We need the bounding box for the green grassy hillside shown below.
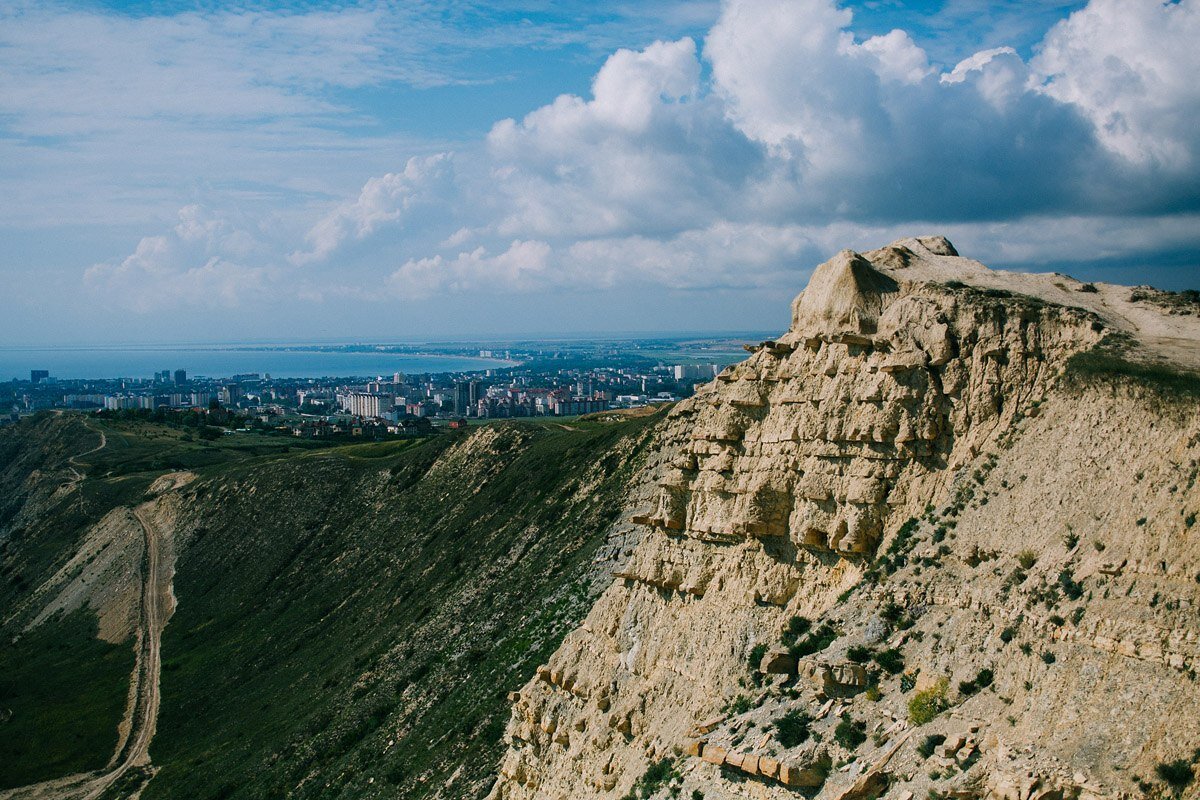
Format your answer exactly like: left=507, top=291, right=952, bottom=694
left=0, top=413, right=661, bottom=798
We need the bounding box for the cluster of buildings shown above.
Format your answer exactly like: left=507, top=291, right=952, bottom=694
left=3, top=355, right=728, bottom=433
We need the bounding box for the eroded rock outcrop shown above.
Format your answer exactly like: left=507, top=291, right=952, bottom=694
left=489, top=238, right=1200, bottom=800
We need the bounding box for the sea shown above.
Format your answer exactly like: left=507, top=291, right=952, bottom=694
left=0, top=345, right=511, bottom=382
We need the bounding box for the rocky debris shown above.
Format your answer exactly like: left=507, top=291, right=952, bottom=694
left=798, top=659, right=871, bottom=697
left=690, top=739, right=831, bottom=787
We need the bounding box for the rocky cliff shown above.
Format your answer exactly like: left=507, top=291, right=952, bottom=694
left=489, top=238, right=1200, bottom=800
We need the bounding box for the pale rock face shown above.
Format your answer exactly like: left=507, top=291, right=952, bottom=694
left=488, top=239, right=1200, bottom=800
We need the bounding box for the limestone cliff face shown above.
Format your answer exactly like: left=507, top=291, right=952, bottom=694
left=489, top=238, right=1200, bottom=800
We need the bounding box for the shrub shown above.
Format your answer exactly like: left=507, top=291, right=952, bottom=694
left=774, top=709, right=812, bottom=747
left=917, top=733, right=947, bottom=758
left=780, top=616, right=812, bottom=647
left=1156, top=760, right=1194, bottom=793
left=847, top=645, right=873, bottom=663
left=880, top=601, right=904, bottom=624
left=873, top=648, right=905, bottom=675
left=1017, top=550, right=1038, bottom=569
left=1041, top=651, right=1056, bottom=665
left=975, top=668, right=994, bottom=688
left=900, top=673, right=916, bottom=693
left=748, top=643, right=768, bottom=671
left=834, top=714, right=867, bottom=749
left=627, top=758, right=678, bottom=799
left=729, top=695, right=752, bottom=714
left=1058, top=569, right=1084, bottom=600
left=908, top=678, right=949, bottom=726
left=790, top=624, right=838, bottom=658
left=999, top=626, right=1017, bottom=643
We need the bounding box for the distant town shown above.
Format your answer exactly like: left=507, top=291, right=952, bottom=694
left=2, top=337, right=763, bottom=438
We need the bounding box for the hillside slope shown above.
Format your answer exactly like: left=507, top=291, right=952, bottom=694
left=488, top=237, right=1200, bottom=800
left=0, top=415, right=665, bottom=799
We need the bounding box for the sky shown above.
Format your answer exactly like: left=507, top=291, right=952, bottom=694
left=0, top=0, right=1197, bottom=345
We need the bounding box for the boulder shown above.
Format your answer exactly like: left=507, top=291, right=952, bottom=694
left=760, top=647, right=798, bottom=675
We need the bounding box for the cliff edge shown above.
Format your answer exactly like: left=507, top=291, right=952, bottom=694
left=489, top=237, right=1200, bottom=800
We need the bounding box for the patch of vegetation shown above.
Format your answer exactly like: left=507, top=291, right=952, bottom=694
left=1155, top=760, right=1194, bottom=794
left=1066, top=341, right=1200, bottom=397
left=1017, top=550, right=1038, bottom=569
left=774, top=709, right=813, bottom=748
left=834, top=714, right=867, bottom=749
left=847, top=645, right=873, bottom=663
left=908, top=678, right=950, bottom=726
left=623, top=758, right=679, bottom=799
left=1058, top=569, right=1085, bottom=600
left=789, top=624, right=838, bottom=658
left=748, top=643, right=768, bottom=672
left=957, top=668, right=994, bottom=697
left=50, top=414, right=663, bottom=800
left=0, top=608, right=134, bottom=789
left=873, top=648, right=905, bottom=675
left=780, top=616, right=813, bottom=648
left=917, top=734, right=947, bottom=759
left=875, top=517, right=921, bottom=577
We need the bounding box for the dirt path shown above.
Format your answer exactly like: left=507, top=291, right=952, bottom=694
left=60, top=414, right=107, bottom=491
left=1, top=506, right=173, bottom=800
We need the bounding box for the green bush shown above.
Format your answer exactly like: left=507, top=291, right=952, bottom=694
left=626, top=758, right=678, bottom=799
left=873, top=648, right=905, bottom=675
left=1017, top=550, right=1038, bottom=569
left=847, top=645, right=873, bottom=663
left=789, top=624, right=837, bottom=658
left=748, top=643, right=768, bottom=671
left=774, top=709, right=812, bottom=748
left=834, top=714, right=867, bottom=749
left=728, top=695, right=753, bottom=715
left=908, top=678, right=949, bottom=726
left=780, top=616, right=812, bottom=647
left=1058, top=569, right=1084, bottom=600
left=917, top=734, right=946, bottom=758
left=1156, top=760, right=1194, bottom=793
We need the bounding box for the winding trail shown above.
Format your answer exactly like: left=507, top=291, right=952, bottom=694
left=2, top=475, right=174, bottom=799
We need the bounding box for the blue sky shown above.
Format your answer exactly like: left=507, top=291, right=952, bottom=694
left=0, top=0, right=1196, bottom=344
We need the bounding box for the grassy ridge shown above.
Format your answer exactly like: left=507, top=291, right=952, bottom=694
left=1065, top=341, right=1200, bottom=396
left=144, top=416, right=659, bottom=799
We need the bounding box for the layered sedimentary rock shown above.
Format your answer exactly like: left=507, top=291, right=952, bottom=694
left=489, top=237, right=1200, bottom=800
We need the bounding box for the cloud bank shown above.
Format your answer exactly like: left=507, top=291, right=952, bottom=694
left=80, top=0, right=1200, bottom=314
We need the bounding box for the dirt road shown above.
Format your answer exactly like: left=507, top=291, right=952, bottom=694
left=1, top=505, right=173, bottom=800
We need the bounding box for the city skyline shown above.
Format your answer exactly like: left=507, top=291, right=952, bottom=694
left=2, top=0, right=1197, bottom=345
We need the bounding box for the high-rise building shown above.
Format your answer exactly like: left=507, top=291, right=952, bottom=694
left=339, top=392, right=394, bottom=419
left=30, top=370, right=49, bottom=384
left=174, top=369, right=187, bottom=385
left=672, top=364, right=719, bottom=381
left=453, top=380, right=481, bottom=416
